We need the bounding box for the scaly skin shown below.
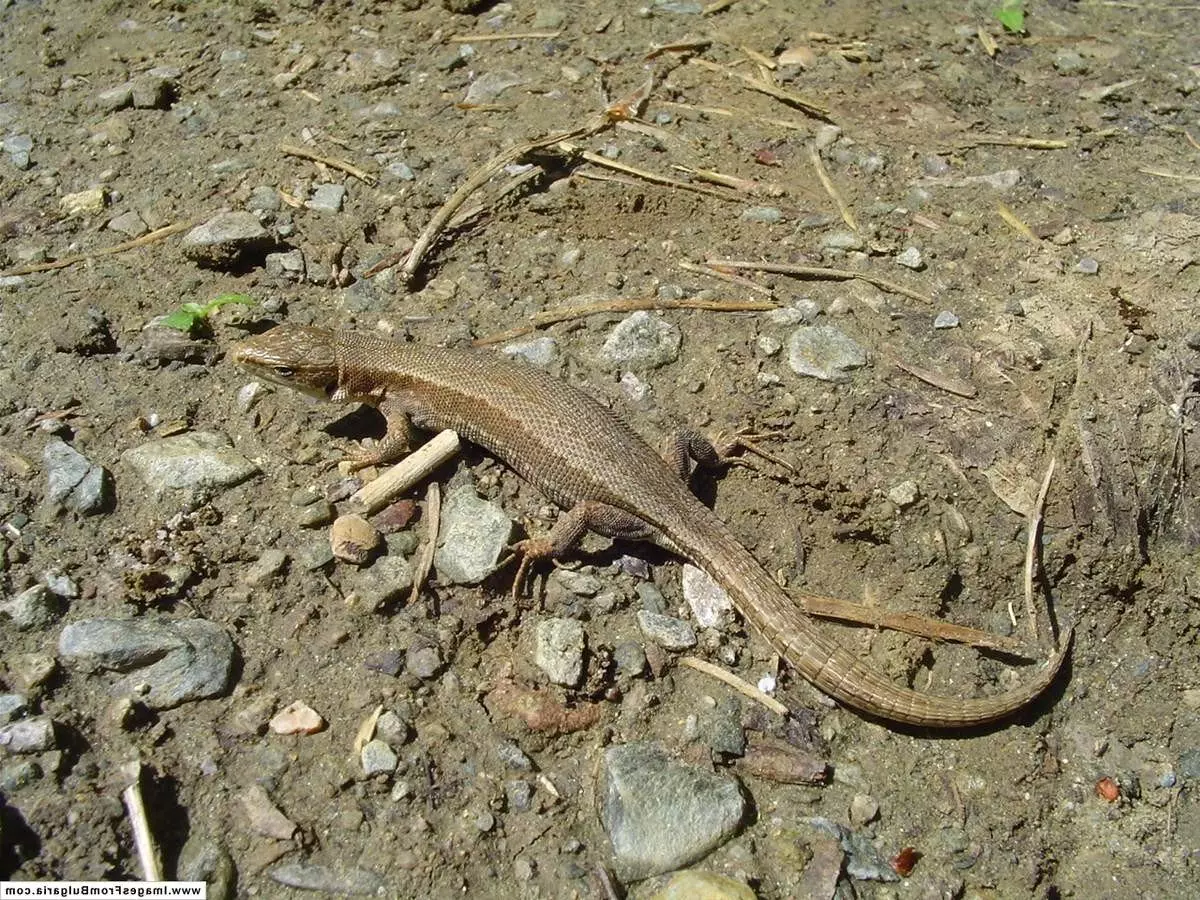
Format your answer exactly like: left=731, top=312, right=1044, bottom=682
left=233, top=324, right=1072, bottom=728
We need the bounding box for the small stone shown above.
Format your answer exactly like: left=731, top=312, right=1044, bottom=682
left=849, top=793, right=880, bottom=826
left=361, top=739, right=399, bottom=776
left=240, top=784, right=297, bottom=840
left=347, top=555, right=414, bottom=610
left=933, top=310, right=960, bottom=329
left=330, top=515, right=381, bottom=565
left=741, top=206, right=783, bottom=224
left=97, top=84, right=133, bottom=111
left=243, top=550, right=288, bottom=585
left=107, top=210, right=148, bottom=238
left=464, top=70, right=526, bottom=104
left=363, top=650, right=403, bottom=677
left=887, top=480, right=919, bottom=508
left=269, top=863, right=383, bottom=896
left=307, top=183, right=346, bottom=213
left=614, top=641, right=647, bottom=676
left=1005, top=297, right=1026, bottom=317
left=434, top=485, right=513, bottom=584
left=496, top=740, right=533, bottom=770
left=814, top=125, right=842, bottom=149
left=0, top=716, right=57, bottom=754
left=505, top=779, right=534, bottom=811
left=646, top=871, right=756, bottom=900
left=0, top=760, right=43, bottom=792
left=406, top=644, right=442, bottom=680
left=247, top=185, right=281, bottom=211
left=535, top=618, right=586, bottom=687
left=821, top=230, right=864, bottom=251
left=265, top=249, right=305, bottom=280
left=269, top=701, right=325, bottom=735
left=375, top=711, right=411, bottom=748
left=786, top=325, right=867, bottom=382
left=895, top=246, right=924, bottom=270
left=1, top=585, right=63, bottom=631
left=552, top=569, right=604, bottom=597
left=0, top=694, right=29, bottom=725
left=1053, top=50, right=1088, bottom=75
left=501, top=337, right=559, bottom=367
left=1077, top=257, right=1100, bottom=275
left=0, top=275, right=27, bottom=290
left=181, top=211, right=274, bottom=269
left=600, top=311, right=682, bottom=370
left=122, top=432, right=257, bottom=496
left=682, top=565, right=732, bottom=628
left=385, top=161, right=415, bottom=181
left=60, top=188, right=108, bottom=217
left=637, top=611, right=696, bottom=650
left=44, top=439, right=112, bottom=515
left=130, top=70, right=176, bottom=109
left=296, top=500, right=335, bottom=528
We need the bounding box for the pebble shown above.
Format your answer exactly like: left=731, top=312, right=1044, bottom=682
left=406, top=643, right=442, bottom=680
left=757, top=335, right=783, bottom=357
left=786, top=325, right=867, bottom=382
left=269, top=701, right=325, bottom=735
left=849, top=793, right=880, bottom=826
left=268, top=863, right=383, bottom=896
left=1053, top=50, right=1088, bottom=75
left=385, top=161, right=415, bottom=181
left=741, top=206, right=783, bottom=224
left=0, top=760, right=42, bottom=792
left=60, top=188, right=108, bottom=217
left=614, top=640, right=647, bottom=676
left=600, top=311, right=682, bottom=370
left=821, top=230, right=864, bottom=251
left=767, top=298, right=821, bottom=326
left=682, top=564, right=732, bottom=628
left=535, top=617, right=586, bottom=687
left=361, top=739, right=398, bottom=775
left=802, top=817, right=898, bottom=882
left=295, top=499, right=335, bottom=528
left=121, top=432, right=257, bottom=496
left=1, top=585, right=62, bottom=631
left=265, top=249, right=305, bottom=280
left=887, top=480, right=919, bottom=508
left=895, top=246, right=924, bottom=270
left=501, top=336, right=559, bottom=367
left=130, top=69, right=178, bottom=109
left=933, top=310, right=960, bottom=329
left=637, top=611, right=696, bottom=650
left=177, top=837, right=236, bottom=900
left=107, top=210, right=148, bottom=238
left=180, top=211, right=274, bottom=269
left=330, top=514, right=381, bottom=565
left=296, top=540, right=334, bottom=571
left=4, top=133, right=34, bottom=169
left=1077, top=256, right=1100, bottom=275
left=242, top=549, right=288, bottom=585
left=0, top=275, right=27, bottom=291
left=600, top=742, right=746, bottom=880
left=246, top=185, right=282, bottom=211
left=240, top=784, right=297, bottom=840
left=57, top=617, right=236, bottom=709
left=0, top=716, right=57, bottom=754
left=646, top=870, right=756, bottom=900
left=433, top=485, right=512, bottom=584
left=496, top=740, right=533, bottom=770
left=505, top=779, right=534, bottom=811
left=307, top=183, right=346, bottom=213
left=375, top=710, right=411, bottom=747
left=0, top=694, right=29, bottom=725
left=346, top=555, right=414, bottom=611
left=698, top=696, right=746, bottom=758
left=464, top=70, right=526, bottom=105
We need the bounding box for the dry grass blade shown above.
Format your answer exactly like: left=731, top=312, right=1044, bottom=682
left=704, top=258, right=933, bottom=305
left=567, top=144, right=742, bottom=202
left=1138, top=167, right=1200, bottom=182
left=673, top=164, right=783, bottom=197
left=448, top=30, right=561, bottom=42
left=280, top=143, right=377, bottom=185
left=679, top=260, right=776, bottom=297
left=0, top=220, right=196, bottom=278
left=996, top=202, right=1041, bottom=242
left=472, top=296, right=778, bottom=346
left=679, top=656, right=789, bottom=715
left=659, top=99, right=809, bottom=131
left=891, top=357, right=978, bottom=398
left=1020, top=457, right=1057, bottom=641
left=956, top=135, right=1071, bottom=150
left=810, top=144, right=858, bottom=231
left=119, top=760, right=163, bottom=882
left=409, top=480, right=441, bottom=607
left=688, top=57, right=834, bottom=122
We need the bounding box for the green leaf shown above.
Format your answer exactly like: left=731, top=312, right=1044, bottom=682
left=203, top=292, right=255, bottom=314
left=160, top=309, right=200, bottom=332
left=994, top=0, right=1025, bottom=33
left=158, top=294, right=255, bottom=334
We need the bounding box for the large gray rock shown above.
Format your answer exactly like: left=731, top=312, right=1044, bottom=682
left=181, top=211, right=274, bottom=268
left=433, top=485, right=512, bottom=584
left=121, top=432, right=257, bottom=496
left=44, top=439, right=112, bottom=514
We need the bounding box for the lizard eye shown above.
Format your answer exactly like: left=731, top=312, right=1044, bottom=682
left=272, top=366, right=294, bottom=377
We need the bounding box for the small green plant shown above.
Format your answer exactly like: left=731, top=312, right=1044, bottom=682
left=993, top=0, right=1026, bottom=33
left=161, top=292, right=255, bottom=334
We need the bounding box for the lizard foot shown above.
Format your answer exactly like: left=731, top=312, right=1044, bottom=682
left=716, top=428, right=797, bottom=474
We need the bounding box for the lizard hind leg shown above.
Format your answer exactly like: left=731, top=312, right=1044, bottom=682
left=666, top=426, right=796, bottom=480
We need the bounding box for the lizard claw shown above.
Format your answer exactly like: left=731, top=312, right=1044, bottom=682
left=717, top=428, right=797, bottom=474
left=508, top=536, right=557, bottom=602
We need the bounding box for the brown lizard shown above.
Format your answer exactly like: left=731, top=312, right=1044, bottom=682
left=232, top=324, right=1072, bottom=728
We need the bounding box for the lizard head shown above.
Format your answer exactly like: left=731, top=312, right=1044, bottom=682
left=231, top=324, right=339, bottom=399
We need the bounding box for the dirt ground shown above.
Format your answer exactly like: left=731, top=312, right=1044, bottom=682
left=1, top=0, right=1198, bottom=897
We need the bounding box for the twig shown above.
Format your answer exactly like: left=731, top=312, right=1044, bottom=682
left=119, top=760, right=163, bottom=882
left=678, top=260, right=776, bottom=297
left=798, top=593, right=1030, bottom=657
left=0, top=220, right=194, bottom=277
left=1019, top=457, right=1057, bottom=640
left=996, top=202, right=1040, bottom=242
left=566, top=143, right=743, bottom=202
left=280, top=143, right=377, bottom=186
left=891, top=357, right=978, bottom=399
left=409, top=480, right=441, bottom=607
left=448, top=30, right=561, bottom=42
left=810, top=144, right=858, bottom=232
left=1138, top=167, right=1200, bottom=182
left=704, top=258, right=933, bottom=305
left=679, top=656, right=789, bottom=715
left=703, top=0, right=739, bottom=13
left=348, top=430, right=461, bottom=515
left=659, top=99, right=808, bottom=132
left=472, top=296, right=778, bottom=346
left=952, top=135, right=1071, bottom=150
left=672, top=164, right=783, bottom=197
left=688, top=57, right=834, bottom=122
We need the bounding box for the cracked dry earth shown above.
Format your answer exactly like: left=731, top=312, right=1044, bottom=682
left=1, top=0, right=1198, bottom=898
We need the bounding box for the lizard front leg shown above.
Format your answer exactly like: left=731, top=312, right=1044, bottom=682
left=344, top=398, right=421, bottom=471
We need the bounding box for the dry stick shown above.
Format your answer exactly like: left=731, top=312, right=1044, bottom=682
left=678, top=260, right=776, bottom=297
left=0, top=220, right=195, bottom=278
left=409, top=480, right=441, bottom=607
left=472, top=296, right=779, bottom=346
left=890, top=357, right=978, bottom=399
left=996, top=202, right=1040, bottom=242
left=679, top=656, right=789, bottom=716
left=954, top=135, right=1071, bottom=150
left=688, top=57, right=833, bottom=122
left=280, top=143, right=377, bottom=186
left=704, top=258, right=933, bottom=305
left=119, top=761, right=163, bottom=882
left=659, top=99, right=809, bottom=132
left=1019, top=457, right=1058, bottom=640
left=348, top=430, right=461, bottom=515
left=448, top=30, right=561, bottom=42
left=1138, top=167, right=1200, bottom=182
left=809, top=144, right=858, bottom=232
left=798, top=593, right=1029, bottom=656
left=564, top=144, right=744, bottom=202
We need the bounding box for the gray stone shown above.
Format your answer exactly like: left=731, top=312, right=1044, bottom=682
left=58, top=617, right=236, bottom=709
left=130, top=71, right=176, bottom=109
left=600, top=311, right=682, bottom=370
left=177, top=836, right=236, bottom=900
left=614, top=640, right=647, bottom=676
left=44, top=439, right=112, bottom=514
left=1077, top=256, right=1100, bottom=275
left=887, top=480, right=919, bottom=508
left=434, top=485, right=512, bottom=584
left=785, top=325, right=867, bottom=382
left=375, top=710, right=411, bottom=748
left=307, top=183, right=346, bottom=213
left=535, top=617, right=586, bottom=687
left=246, top=185, right=281, bottom=211
left=385, top=161, right=415, bottom=181
left=2, top=585, right=63, bottom=631
left=264, top=249, right=305, bottom=279
left=501, top=336, right=559, bottom=367
left=802, top=817, right=899, bottom=882
left=181, top=211, right=274, bottom=268
left=699, top=697, right=745, bottom=758
left=601, top=742, right=746, bottom=880
left=269, top=863, right=384, bottom=896
left=121, top=432, right=257, bottom=496
left=464, top=70, right=526, bottom=105
left=242, top=550, right=288, bottom=586
left=0, top=716, right=57, bottom=753
left=97, top=84, right=134, bottom=111
left=220, top=48, right=248, bottom=65
left=933, top=310, right=960, bottom=329
left=361, top=739, right=398, bottom=775
left=43, top=571, right=78, bottom=598
left=505, top=779, right=534, bottom=811
left=637, top=611, right=696, bottom=650
left=0, top=694, right=29, bottom=725
left=740, top=206, right=783, bottom=224
left=0, top=760, right=42, bottom=792
left=822, top=230, right=864, bottom=251
left=552, top=569, right=603, bottom=597
left=682, top=564, right=732, bottom=629
left=496, top=740, right=533, bottom=770
left=1053, top=50, right=1088, bottom=75
left=895, top=246, right=924, bottom=270
left=347, top=554, right=414, bottom=610
left=108, top=210, right=148, bottom=237
left=406, top=644, right=442, bottom=679
left=0, top=275, right=27, bottom=290
left=767, top=298, right=821, bottom=326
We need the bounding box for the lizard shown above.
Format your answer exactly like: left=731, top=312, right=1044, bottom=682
left=232, top=324, right=1072, bottom=728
